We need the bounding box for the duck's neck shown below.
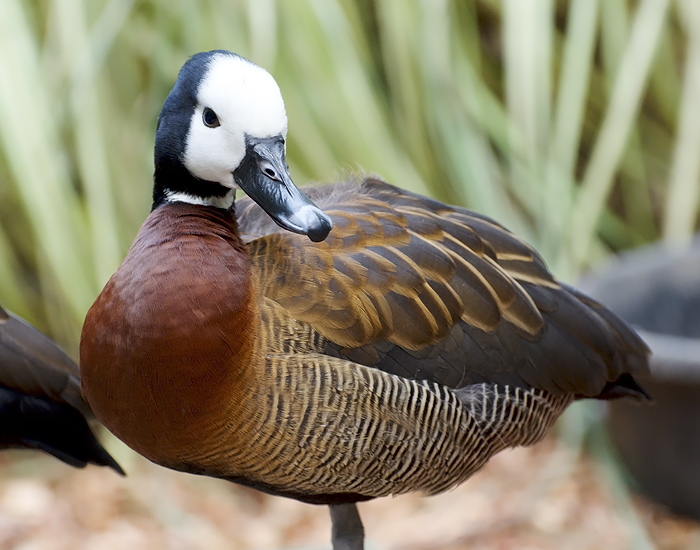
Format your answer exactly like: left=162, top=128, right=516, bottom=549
left=81, top=201, right=261, bottom=469
left=152, top=154, right=232, bottom=210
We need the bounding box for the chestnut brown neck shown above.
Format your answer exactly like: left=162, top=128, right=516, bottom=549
left=81, top=202, right=260, bottom=467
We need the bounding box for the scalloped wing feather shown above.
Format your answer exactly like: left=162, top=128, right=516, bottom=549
left=242, top=177, right=649, bottom=397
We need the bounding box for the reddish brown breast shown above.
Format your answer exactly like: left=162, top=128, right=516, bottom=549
left=80, top=203, right=259, bottom=467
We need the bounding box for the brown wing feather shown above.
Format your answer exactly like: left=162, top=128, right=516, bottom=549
left=242, top=177, right=649, bottom=397
left=0, top=305, right=88, bottom=416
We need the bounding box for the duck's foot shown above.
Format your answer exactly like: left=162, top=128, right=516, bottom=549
left=329, top=503, right=364, bottom=550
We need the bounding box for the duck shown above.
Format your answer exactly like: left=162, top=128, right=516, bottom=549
left=80, top=50, right=650, bottom=550
left=0, top=304, right=123, bottom=474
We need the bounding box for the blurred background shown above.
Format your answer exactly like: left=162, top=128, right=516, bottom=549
left=1, top=0, right=700, bottom=548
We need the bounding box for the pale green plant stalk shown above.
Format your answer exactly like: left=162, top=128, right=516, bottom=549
left=0, top=0, right=94, bottom=343
left=545, top=0, right=598, bottom=275
left=566, top=0, right=671, bottom=273
left=663, top=0, right=700, bottom=243
left=503, top=0, right=553, bottom=232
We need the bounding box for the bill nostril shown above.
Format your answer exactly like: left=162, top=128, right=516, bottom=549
left=258, top=159, right=280, bottom=182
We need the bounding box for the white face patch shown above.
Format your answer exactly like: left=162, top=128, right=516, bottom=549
left=182, top=54, right=288, bottom=188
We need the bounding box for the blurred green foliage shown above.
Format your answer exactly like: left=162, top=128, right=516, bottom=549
left=0, top=0, right=699, bottom=355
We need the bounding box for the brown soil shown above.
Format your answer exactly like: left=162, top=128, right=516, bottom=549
left=0, top=435, right=697, bottom=550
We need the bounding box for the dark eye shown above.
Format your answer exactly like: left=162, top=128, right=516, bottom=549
left=202, top=107, right=220, bottom=128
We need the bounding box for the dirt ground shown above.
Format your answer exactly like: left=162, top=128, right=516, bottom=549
left=0, top=434, right=697, bottom=550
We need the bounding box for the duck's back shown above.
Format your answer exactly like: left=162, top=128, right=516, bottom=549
left=241, top=177, right=649, bottom=401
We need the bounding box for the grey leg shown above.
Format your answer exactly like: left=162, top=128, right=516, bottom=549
left=329, top=503, right=364, bottom=550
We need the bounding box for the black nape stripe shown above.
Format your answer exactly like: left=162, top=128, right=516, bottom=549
left=152, top=51, right=242, bottom=210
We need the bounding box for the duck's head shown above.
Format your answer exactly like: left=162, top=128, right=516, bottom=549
left=153, top=50, right=332, bottom=242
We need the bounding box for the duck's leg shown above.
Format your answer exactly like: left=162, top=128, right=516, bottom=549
left=329, top=503, right=364, bottom=550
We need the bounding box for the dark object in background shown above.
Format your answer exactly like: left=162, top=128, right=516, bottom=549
left=581, top=239, right=700, bottom=520
left=0, top=304, right=123, bottom=474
